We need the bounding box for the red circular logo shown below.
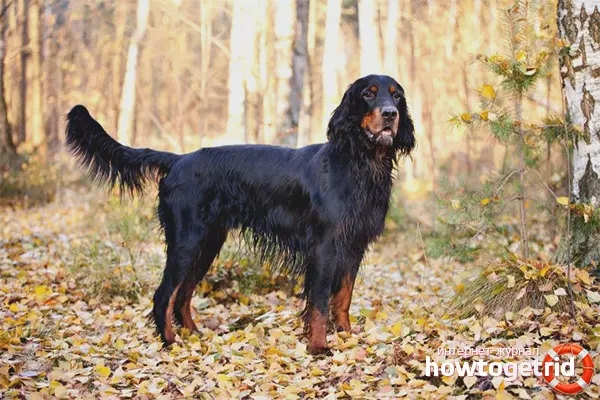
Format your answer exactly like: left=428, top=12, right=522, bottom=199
left=542, top=343, right=594, bottom=395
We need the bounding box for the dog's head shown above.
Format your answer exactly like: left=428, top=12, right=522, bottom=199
left=327, top=75, right=415, bottom=156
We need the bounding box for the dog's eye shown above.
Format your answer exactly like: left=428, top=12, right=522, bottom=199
left=363, top=90, right=375, bottom=100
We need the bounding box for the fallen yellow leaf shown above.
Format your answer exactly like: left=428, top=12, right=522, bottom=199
left=95, top=365, right=110, bottom=378
left=544, top=294, right=559, bottom=307
left=390, top=322, right=402, bottom=337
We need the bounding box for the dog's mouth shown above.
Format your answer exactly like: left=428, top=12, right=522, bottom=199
left=365, top=126, right=396, bottom=147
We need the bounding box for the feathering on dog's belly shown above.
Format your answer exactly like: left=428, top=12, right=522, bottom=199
left=159, top=143, right=393, bottom=277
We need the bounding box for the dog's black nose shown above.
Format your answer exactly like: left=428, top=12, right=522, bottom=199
left=381, top=107, right=398, bottom=121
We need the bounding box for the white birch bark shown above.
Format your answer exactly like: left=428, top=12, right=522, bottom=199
left=321, top=0, right=342, bottom=134
left=274, top=0, right=295, bottom=134
left=225, top=0, right=257, bottom=144
left=556, top=0, right=600, bottom=266
left=293, top=0, right=310, bottom=147
left=0, top=0, right=15, bottom=159
left=30, top=0, right=43, bottom=149
left=358, top=0, right=382, bottom=75
left=260, top=0, right=277, bottom=144
left=117, top=0, right=149, bottom=146
left=384, top=0, right=398, bottom=78
left=558, top=0, right=600, bottom=201
left=445, top=0, right=457, bottom=59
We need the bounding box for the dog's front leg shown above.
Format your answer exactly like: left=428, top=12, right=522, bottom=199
left=331, top=255, right=362, bottom=332
left=331, top=273, right=356, bottom=332
left=304, top=241, right=335, bottom=355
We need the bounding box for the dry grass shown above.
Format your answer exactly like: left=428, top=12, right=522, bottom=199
left=450, top=257, right=591, bottom=319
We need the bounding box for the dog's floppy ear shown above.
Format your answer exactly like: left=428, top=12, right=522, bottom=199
left=394, top=97, right=416, bottom=156
left=327, top=84, right=358, bottom=141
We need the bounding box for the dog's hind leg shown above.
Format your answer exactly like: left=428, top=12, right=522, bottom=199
left=331, top=270, right=358, bottom=332
left=174, top=228, right=227, bottom=331
left=152, top=253, right=180, bottom=346
left=153, top=226, right=207, bottom=346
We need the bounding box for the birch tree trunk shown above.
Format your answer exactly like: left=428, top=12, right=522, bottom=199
left=556, top=0, right=600, bottom=267
left=274, top=0, right=295, bottom=135
left=117, top=0, right=149, bottom=146
left=29, top=0, right=44, bottom=152
left=445, top=0, right=457, bottom=59
left=111, top=3, right=127, bottom=134
left=358, top=0, right=382, bottom=75
left=383, top=0, right=398, bottom=78
left=0, top=0, right=16, bottom=163
left=17, top=0, right=28, bottom=145
left=322, top=0, right=342, bottom=134
left=260, top=0, right=277, bottom=144
left=43, top=3, right=59, bottom=150
left=292, top=0, right=309, bottom=146
left=245, top=5, right=260, bottom=144
left=297, top=0, right=316, bottom=146
left=398, top=0, right=415, bottom=188
left=404, top=0, right=422, bottom=184
left=226, top=0, right=254, bottom=144
left=199, top=0, right=212, bottom=143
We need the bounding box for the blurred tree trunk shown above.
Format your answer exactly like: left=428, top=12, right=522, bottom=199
left=358, top=0, right=382, bottom=75
left=489, top=0, right=498, bottom=45
left=111, top=3, right=127, bottom=134
left=419, top=0, right=435, bottom=186
left=199, top=0, right=212, bottom=144
left=274, top=0, right=295, bottom=136
left=226, top=0, right=253, bottom=144
left=292, top=0, right=309, bottom=146
left=260, top=0, right=276, bottom=144
left=405, top=0, right=421, bottom=182
left=0, top=0, right=16, bottom=163
left=17, top=0, right=28, bottom=145
left=117, top=0, right=149, bottom=146
left=298, top=0, right=317, bottom=146
left=307, top=0, right=322, bottom=142
left=445, top=0, right=457, bottom=58
left=555, top=0, right=600, bottom=268
left=397, top=0, right=415, bottom=186
left=396, top=1, right=409, bottom=84
left=245, top=5, right=260, bottom=144
left=322, top=0, right=341, bottom=133
left=384, top=0, right=398, bottom=78
left=29, top=0, right=44, bottom=153
left=44, top=4, right=59, bottom=150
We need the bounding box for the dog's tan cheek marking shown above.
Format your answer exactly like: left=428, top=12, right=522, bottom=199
left=361, top=112, right=373, bottom=129
left=164, top=283, right=182, bottom=344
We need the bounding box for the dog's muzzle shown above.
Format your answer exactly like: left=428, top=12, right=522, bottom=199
left=375, top=128, right=394, bottom=146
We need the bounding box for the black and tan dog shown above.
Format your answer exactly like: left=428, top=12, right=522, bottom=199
left=66, top=74, right=415, bottom=354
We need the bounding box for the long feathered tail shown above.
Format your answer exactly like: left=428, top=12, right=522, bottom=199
left=65, top=105, right=180, bottom=194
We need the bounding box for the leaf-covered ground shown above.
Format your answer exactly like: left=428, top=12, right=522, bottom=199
left=2, top=187, right=600, bottom=399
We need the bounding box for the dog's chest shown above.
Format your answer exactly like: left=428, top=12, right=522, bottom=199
left=338, top=178, right=391, bottom=244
